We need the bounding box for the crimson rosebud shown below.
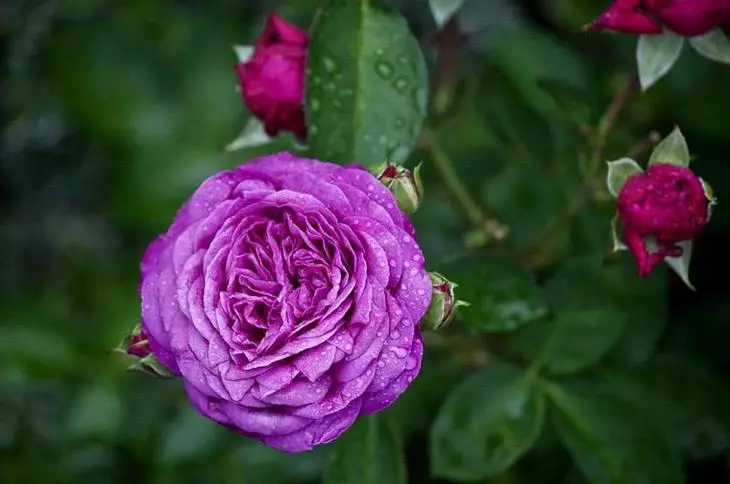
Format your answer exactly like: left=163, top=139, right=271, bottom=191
left=422, top=273, right=469, bottom=331
left=369, top=160, right=423, bottom=214
left=586, top=0, right=730, bottom=37
left=116, top=324, right=176, bottom=378
left=617, top=163, right=709, bottom=276
left=235, top=12, right=308, bottom=139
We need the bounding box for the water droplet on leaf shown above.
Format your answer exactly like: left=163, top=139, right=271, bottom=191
left=375, top=60, right=394, bottom=80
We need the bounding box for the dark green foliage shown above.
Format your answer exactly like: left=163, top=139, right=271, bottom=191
left=3, top=1, right=730, bottom=483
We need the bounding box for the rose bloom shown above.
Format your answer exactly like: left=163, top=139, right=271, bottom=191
left=617, top=163, right=709, bottom=276
left=139, top=153, right=432, bottom=452
left=235, top=13, right=308, bottom=139
left=586, top=0, right=730, bottom=37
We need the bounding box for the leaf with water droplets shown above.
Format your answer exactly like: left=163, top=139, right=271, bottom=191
left=323, top=414, right=406, bottom=484
left=430, top=363, right=545, bottom=480
left=305, top=0, right=428, bottom=165
left=636, top=31, right=684, bottom=91
left=664, top=239, right=695, bottom=291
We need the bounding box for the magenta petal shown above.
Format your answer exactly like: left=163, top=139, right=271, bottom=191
left=263, top=400, right=361, bottom=453
left=220, top=402, right=311, bottom=436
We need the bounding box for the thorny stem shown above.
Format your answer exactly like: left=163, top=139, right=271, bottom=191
left=588, top=73, right=640, bottom=176
left=422, top=18, right=507, bottom=243
left=521, top=73, right=640, bottom=267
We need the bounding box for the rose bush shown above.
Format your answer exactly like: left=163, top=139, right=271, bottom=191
left=618, top=163, right=709, bottom=276
left=139, top=152, right=432, bottom=452
left=587, top=0, right=730, bottom=37
left=235, top=13, right=308, bottom=139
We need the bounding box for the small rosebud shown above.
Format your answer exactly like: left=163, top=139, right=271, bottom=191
left=423, top=272, right=469, bottom=330
left=586, top=0, right=730, bottom=37
left=235, top=12, right=308, bottom=139
left=115, top=324, right=176, bottom=379
left=617, top=163, right=710, bottom=276
left=370, top=160, right=423, bottom=214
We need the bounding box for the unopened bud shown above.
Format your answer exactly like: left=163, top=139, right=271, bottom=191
left=370, top=160, right=423, bottom=214
left=423, top=272, right=469, bottom=330
left=115, top=324, right=176, bottom=379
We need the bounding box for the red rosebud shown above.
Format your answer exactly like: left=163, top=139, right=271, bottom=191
left=617, top=163, right=709, bottom=276
left=235, top=12, right=308, bottom=140
left=586, top=0, right=730, bottom=37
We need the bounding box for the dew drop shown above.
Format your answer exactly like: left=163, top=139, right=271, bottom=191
left=310, top=98, right=320, bottom=111
left=412, top=87, right=427, bottom=112
left=377, top=360, right=386, bottom=368
left=394, top=117, right=405, bottom=129
left=391, top=347, right=408, bottom=358
left=375, top=60, right=394, bottom=80
left=393, top=77, right=408, bottom=92
left=375, top=48, right=385, bottom=56
left=390, top=330, right=400, bottom=339
left=322, top=56, right=337, bottom=73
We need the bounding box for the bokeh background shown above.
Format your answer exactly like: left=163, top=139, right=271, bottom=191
left=2, top=0, right=730, bottom=483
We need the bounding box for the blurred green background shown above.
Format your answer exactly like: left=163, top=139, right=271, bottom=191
left=2, top=0, right=730, bottom=483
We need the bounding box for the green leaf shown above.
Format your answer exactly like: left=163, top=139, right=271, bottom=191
left=323, top=414, right=406, bottom=484
left=66, top=383, right=122, bottom=440
left=701, top=178, right=718, bottom=222
left=689, top=29, right=730, bottom=64
left=543, top=255, right=666, bottom=367
left=605, top=158, right=643, bottom=198
left=226, top=442, right=327, bottom=484
left=429, top=0, right=465, bottom=28
left=158, top=405, right=222, bottom=465
left=664, top=239, right=695, bottom=291
left=443, top=254, right=548, bottom=332
left=232, top=44, right=254, bottom=63
left=430, top=363, right=545, bottom=480
left=649, top=126, right=691, bottom=167
left=545, top=379, right=684, bottom=484
left=636, top=31, right=684, bottom=91
left=305, top=0, right=428, bottom=165
left=512, top=308, right=628, bottom=374
left=604, top=355, right=730, bottom=460
left=610, top=214, right=627, bottom=252
left=225, top=117, right=274, bottom=152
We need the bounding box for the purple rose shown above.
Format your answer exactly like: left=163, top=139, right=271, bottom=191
left=139, top=152, right=432, bottom=452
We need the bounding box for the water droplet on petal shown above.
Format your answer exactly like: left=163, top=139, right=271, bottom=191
left=391, top=347, right=408, bottom=358
left=390, top=330, right=400, bottom=339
